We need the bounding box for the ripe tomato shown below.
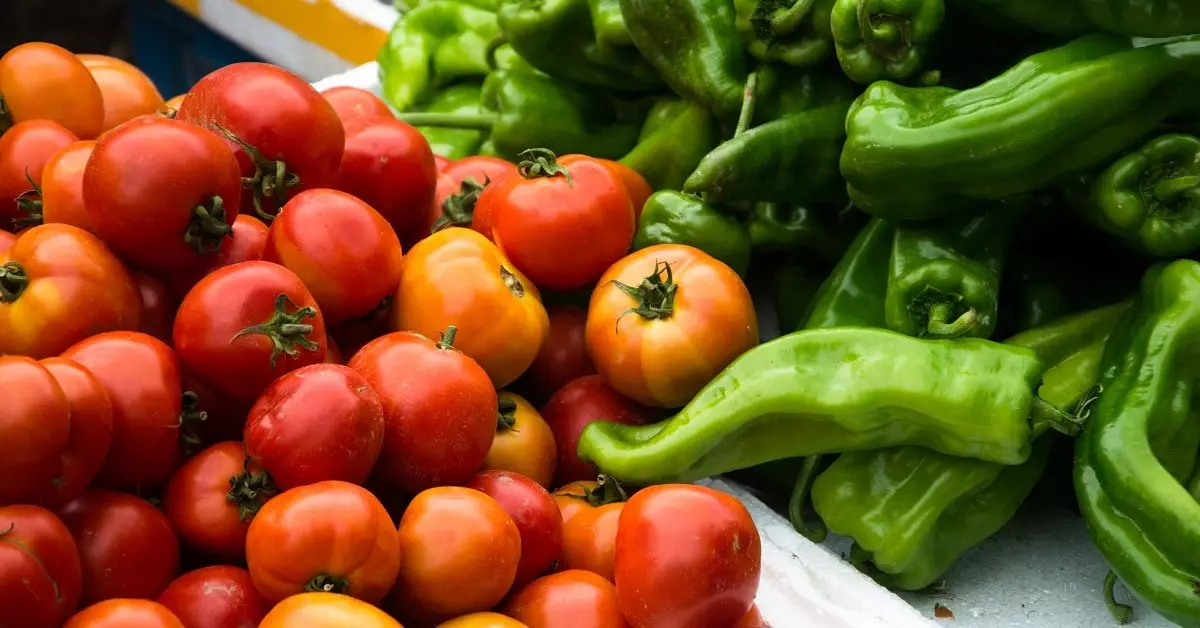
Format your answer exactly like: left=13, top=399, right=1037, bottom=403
left=0, top=224, right=141, bottom=358
left=503, top=570, right=627, bottom=628
left=325, top=334, right=345, bottom=364
left=615, top=485, right=761, bottom=628
left=133, top=271, right=176, bottom=345
left=180, top=371, right=253, bottom=449
left=161, top=95, right=186, bottom=116
left=59, top=490, right=181, bottom=604
left=163, top=441, right=273, bottom=559
left=157, top=566, right=270, bottom=628
left=40, top=140, right=95, bottom=233
left=62, top=332, right=186, bottom=488
left=244, top=364, right=384, bottom=489
left=348, top=329, right=495, bottom=493
left=586, top=245, right=758, bottom=408
left=483, top=392, right=557, bottom=488
left=484, top=150, right=634, bottom=290
left=0, top=120, right=78, bottom=229
left=521, top=306, right=595, bottom=403
left=541, top=376, right=654, bottom=486
left=177, top=63, right=343, bottom=221
left=0, top=229, right=13, bottom=254
left=434, top=154, right=452, bottom=172
left=321, top=86, right=394, bottom=131
left=259, top=592, right=402, bottom=628
left=77, top=54, right=165, bottom=133
left=0, top=43, right=104, bottom=139
left=166, top=213, right=268, bottom=301
left=174, top=261, right=327, bottom=404
left=0, top=357, right=70, bottom=504
left=246, top=481, right=400, bottom=604
left=263, top=188, right=403, bottom=324
left=0, top=505, right=82, bottom=627
left=439, top=612, right=528, bottom=628
left=37, top=358, right=114, bottom=510
left=553, top=480, right=601, bottom=524
left=338, top=119, right=436, bottom=245
left=64, top=600, right=184, bottom=628
left=559, top=155, right=651, bottom=221
left=467, top=470, right=563, bottom=587
left=428, top=156, right=519, bottom=238
left=392, top=487, right=521, bottom=623
left=392, top=227, right=548, bottom=387
left=562, top=502, right=623, bottom=582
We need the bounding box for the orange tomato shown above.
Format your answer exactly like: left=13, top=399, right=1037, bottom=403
left=0, top=43, right=104, bottom=139
left=64, top=600, right=184, bottom=628
left=245, top=480, right=400, bottom=604
left=160, top=95, right=186, bottom=117
left=391, top=227, right=548, bottom=387
left=585, top=245, right=758, bottom=407
left=561, top=502, right=623, bottom=582
left=552, top=480, right=601, bottom=524
left=559, top=155, right=650, bottom=221
left=259, top=592, right=402, bottom=628
left=482, top=392, right=557, bottom=488
left=503, top=570, right=627, bottom=628
left=439, top=612, right=528, bottom=627
left=77, top=55, right=165, bottom=133
left=0, top=119, right=78, bottom=229
left=40, top=141, right=96, bottom=233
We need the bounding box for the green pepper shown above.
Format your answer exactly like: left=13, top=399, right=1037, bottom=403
left=774, top=260, right=824, bottom=332
left=830, top=0, right=945, bottom=84
left=735, top=0, right=836, bottom=67
left=801, top=217, right=892, bottom=331
left=750, top=64, right=858, bottom=124
left=947, top=0, right=1090, bottom=37
left=841, top=34, right=1200, bottom=221
left=619, top=101, right=717, bottom=192
left=587, top=0, right=632, bottom=50
left=1081, top=0, right=1200, bottom=37
left=619, top=0, right=749, bottom=116
left=497, top=0, right=661, bottom=91
left=632, top=191, right=752, bottom=276
left=1075, top=260, right=1200, bottom=626
left=415, top=84, right=488, bottom=159
left=748, top=202, right=860, bottom=263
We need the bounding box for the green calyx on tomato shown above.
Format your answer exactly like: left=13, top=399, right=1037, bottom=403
left=213, top=124, right=300, bottom=223
left=184, top=195, right=234, bottom=255
left=303, top=573, right=351, bottom=595
left=576, top=475, right=628, bottom=508
left=614, top=260, right=678, bottom=323
left=498, top=396, right=519, bottom=431
left=0, top=261, right=28, bottom=303
left=517, top=148, right=574, bottom=184
left=436, top=325, right=460, bottom=351
left=234, top=293, right=321, bottom=368
left=13, top=170, right=43, bottom=230
left=433, top=177, right=488, bottom=233
left=226, top=461, right=278, bottom=521
left=176, top=390, right=210, bottom=454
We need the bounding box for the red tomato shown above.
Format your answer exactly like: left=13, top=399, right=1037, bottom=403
left=0, top=505, right=82, bottom=627
left=467, top=470, right=563, bottom=587
left=263, top=188, right=403, bottom=324
left=0, top=43, right=104, bottom=139
left=0, top=120, right=78, bottom=230
left=40, top=140, right=96, bottom=233
left=163, top=441, right=272, bottom=559
left=259, top=592, right=402, bottom=627
left=736, top=605, right=766, bottom=628
left=174, top=261, right=327, bottom=404
left=61, top=332, right=185, bottom=489
left=37, top=358, right=114, bottom=510
left=244, top=364, right=384, bottom=489
left=166, top=213, right=268, bottom=301
left=326, top=334, right=345, bottom=364
left=427, top=156, right=519, bottom=239
left=0, top=356, right=71, bottom=504
left=64, top=600, right=184, bottom=628
left=541, top=376, right=655, bottom=486
left=245, top=481, right=400, bottom=604
left=177, top=63, right=344, bottom=222
left=348, top=330, right=496, bottom=493
left=559, top=155, right=651, bottom=221
left=338, top=119, right=436, bottom=246
left=442, top=156, right=519, bottom=199
left=331, top=306, right=390, bottom=361
left=615, top=485, right=761, bottom=628
left=0, top=229, right=14, bottom=254
left=484, top=151, right=634, bottom=290
left=0, top=224, right=142, bottom=358
left=77, top=54, right=165, bottom=133
left=158, top=566, right=270, bottom=628
left=180, top=371, right=253, bottom=449
left=59, top=490, right=181, bottom=604
left=434, top=154, right=452, bottom=172
left=503, top=570, right=627, bottom=628
left=483, top=392, right=557, bottom=488
left=321, top=86, right=394, bottom=131
left=83, top=117, right=242, bottom=273
left=522, top=306, right=596, bottom=403
left=133, top=271, right=175, bottom=345
left=561, top=502, right=622, bottom=582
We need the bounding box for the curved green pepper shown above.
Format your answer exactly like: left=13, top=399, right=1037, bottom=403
left=619, top=101, right=717, bottom=192
left=416, top=84, right=488, bottom=159
left=735, top=0, right=836, bottom=67
left=800, top=217, right=893, bottom=331
left=841, top=34, right=1200, bottom=221
left=947, top=0, right=1091, bottom=37
left=830, top=0, right=945, bottom=84
left=774, top=261, right=824, bottom=332
left=1081, top=0, right=1200, bottom=37
left=748, top=202, right=860, bottom=263
left=587, top=0, right=633, bottom=50
left=632, top=191, right=752, bottom=276
left=1075, top=259, right=1200, bottom=626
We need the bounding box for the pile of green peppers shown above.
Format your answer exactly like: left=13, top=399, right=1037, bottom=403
left=377, top=0, right=1200, bottom=623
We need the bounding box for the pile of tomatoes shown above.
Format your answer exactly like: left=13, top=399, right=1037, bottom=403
left=0, top=42, right=765, bottom=628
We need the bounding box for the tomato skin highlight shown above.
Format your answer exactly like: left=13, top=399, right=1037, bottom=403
left=0, top=504, right=83, bottom=627
left=0, top=119, right=78, bottom=230
left=0, top=356, right=71, bottom=504
left=259, top=592, right=403, bottom=628
left=78, top=54, right=165, bottom=133
left=157, top=566, right=270, bottom=628
left=540, top=376, right=655, bottom=486
left=162, top=441, right=260, bottom=560
left=64, top=599, right=185, bottom=628
left=338, top=119, right=437, bottom=246
left=559, top=155, right=651, bottom=221
left=321, top=86, right=395, bottom=132
left=0, top=42, right=105, bottom=139
left=503, top=570, right=628, bottom=628
left=37, top=358, right=114, bottom=510
left=133, top=271, right=176, bottom=345
left=467, top=470, right=564, bottom=587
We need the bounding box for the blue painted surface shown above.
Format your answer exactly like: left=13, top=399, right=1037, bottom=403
left=126, top=0, right=262, bottom=97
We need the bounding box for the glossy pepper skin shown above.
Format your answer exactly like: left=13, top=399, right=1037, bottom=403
left=948, top=0, right=1091, bottom=37
left=830, top=0, right=946, bottom=84
left=632, top=191, right=751, bottom=276
left=735, top=0, right=836, bottom=67
left=1081, top=0, right=1200, bottom=37
left=1075, top=260, right=1200, bottom=627
left=800, top=217, right=892, bottom=331
left=619, top=0, right=749, bottom=116
left=841, top=35, right=1200, bottom=221
left=619, top=100, right=717, bottom=192
left=416, top=83, right=488, bottom=159
left=588, top=0, right=633, bottom=50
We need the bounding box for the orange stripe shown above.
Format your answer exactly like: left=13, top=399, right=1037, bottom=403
left=232, top=0, right=388, bottom=65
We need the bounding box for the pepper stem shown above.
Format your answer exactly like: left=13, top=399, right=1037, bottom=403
left=1030, top=396, right=1086, bottom=437
left=1104, top=571, right=1134, bottom=624
left=0, top=262, right=29, bottom=303
left=13, top=169, right=43, bottom=230
left=856, top=0, right=912, bottom=61
left=925, top=302, right=978, bottom=339
left=232, top=293, right=320, bottom=368
left=734, top=71, right=759, bottom=137
left=174, top=390, right=209, bottom=455
left=183, top=196, right=234, bottom=255
left=212, top=124, right=300, bottom=223
left=769, top=0, right=817, bottom=34
left=1153, top=174, right=1200, bottom=203
left=497, top=396, right=518, bottom=431
left=433, top=177, right=488, bottom=233
left=787, top=455, right=827, bottom=543
left=517, top=148, right=573, bottom=184
left=612, top=260, right=679, bottom=326
left=395, top=112, right=496, bottom=132
left=226, top=458, right=278, bottom=521
left=304, top=574, right=350, bottom=594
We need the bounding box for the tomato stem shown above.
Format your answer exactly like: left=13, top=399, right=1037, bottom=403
left=184, top=196, right=234, bottom=255
left=174, top=391, right=209, bottom=455
left=12, top=168, right=43, bottom=230
left=584, top=475, right=628, bottom=506
left=433, top=177, right=488, bottom=233
left=612, top=260, right=678, bottom=325
left=305, top=574, right=350, bottom=594
left=233, top=293, right=321, bottom=368
left=497, top=396, right=519, bottom=431
left=517, top=148, right=573, bottom=184
left=436, top=325, right=458, bottom=350
left=0, top=262, right=28, bottom=303
left=211, top=124, right=299, bottom=223
left=227, top=458, right=278, bottom=521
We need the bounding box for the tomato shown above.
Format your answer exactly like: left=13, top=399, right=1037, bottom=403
left=521, top=306, right=595, bottom=403
left=391, top=487, right=521, bottom=623
left=263, top=188, right=403, bottom=324
left=59, top=489, right=181, bottom=604
left=326, top=334, right=345, bottom=364
left=180, top=371, right=253, bottom=449
left=259, top=592, right=402, bottom=628
left=467, top=470, right=563, bottom=587
left=177, top=63, right=343, bottom=222
left=559, top=155, right=650, bottom=221
left=392, top=227, right=548, bottom=387
left=163, top=441, right=271, bottom=559
left=166, top=213, right=268, bottom=301
left=78, top=54, right=165, bottom=133
left=157, top=566, right=270, bottom=628
left=0, top=505, right=82, bottom=627
left=40, top=140, right=96, bottom=233
left=321, top=86, right=394, bottom=131
left=615, top=485, right=761, bottom=628
left=483, top=392, right=557, bottom=488
left=0, top=43, right=104, bottom=139
left=0, top=224, right=141, bottom=357
left=0, top=357, right=69, bottom=503
left=562, top=502, right=623, bottom=582
left=439, top=612, right=528, bottom=628
left=553, top=481, right=601, bottom=524
left=484, top=152, right=634, bottom=290
left=332, top=304, right=391, bottom=360
left=0, top=229, right=14, bottom=254
left=586, top=245, right=758, bottom=408
left=161, top=94, right=186, bottom=116
left=434, top=153, right=452, bottom=172
left=0, top=120, right=78, bottom=229
left=37, top=358, right=114, bottom=510
left=503, top=570, right=627, bottom=628
left=65, top=600, right=184, bottom=628
left=428, top=156, right=519, bottom=239
left=735, top=605, right=765, bottom=628
left=174, top=261, right=327, bottom=404
left=133, top=271, right=175, bottom=345
left=347, top=329, right=495, bottom=493
left=338, top=119, right=436, bottom=246
left=541, top=376, right=655, bottom=486
left=245, top=364, right=384, bottom=489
